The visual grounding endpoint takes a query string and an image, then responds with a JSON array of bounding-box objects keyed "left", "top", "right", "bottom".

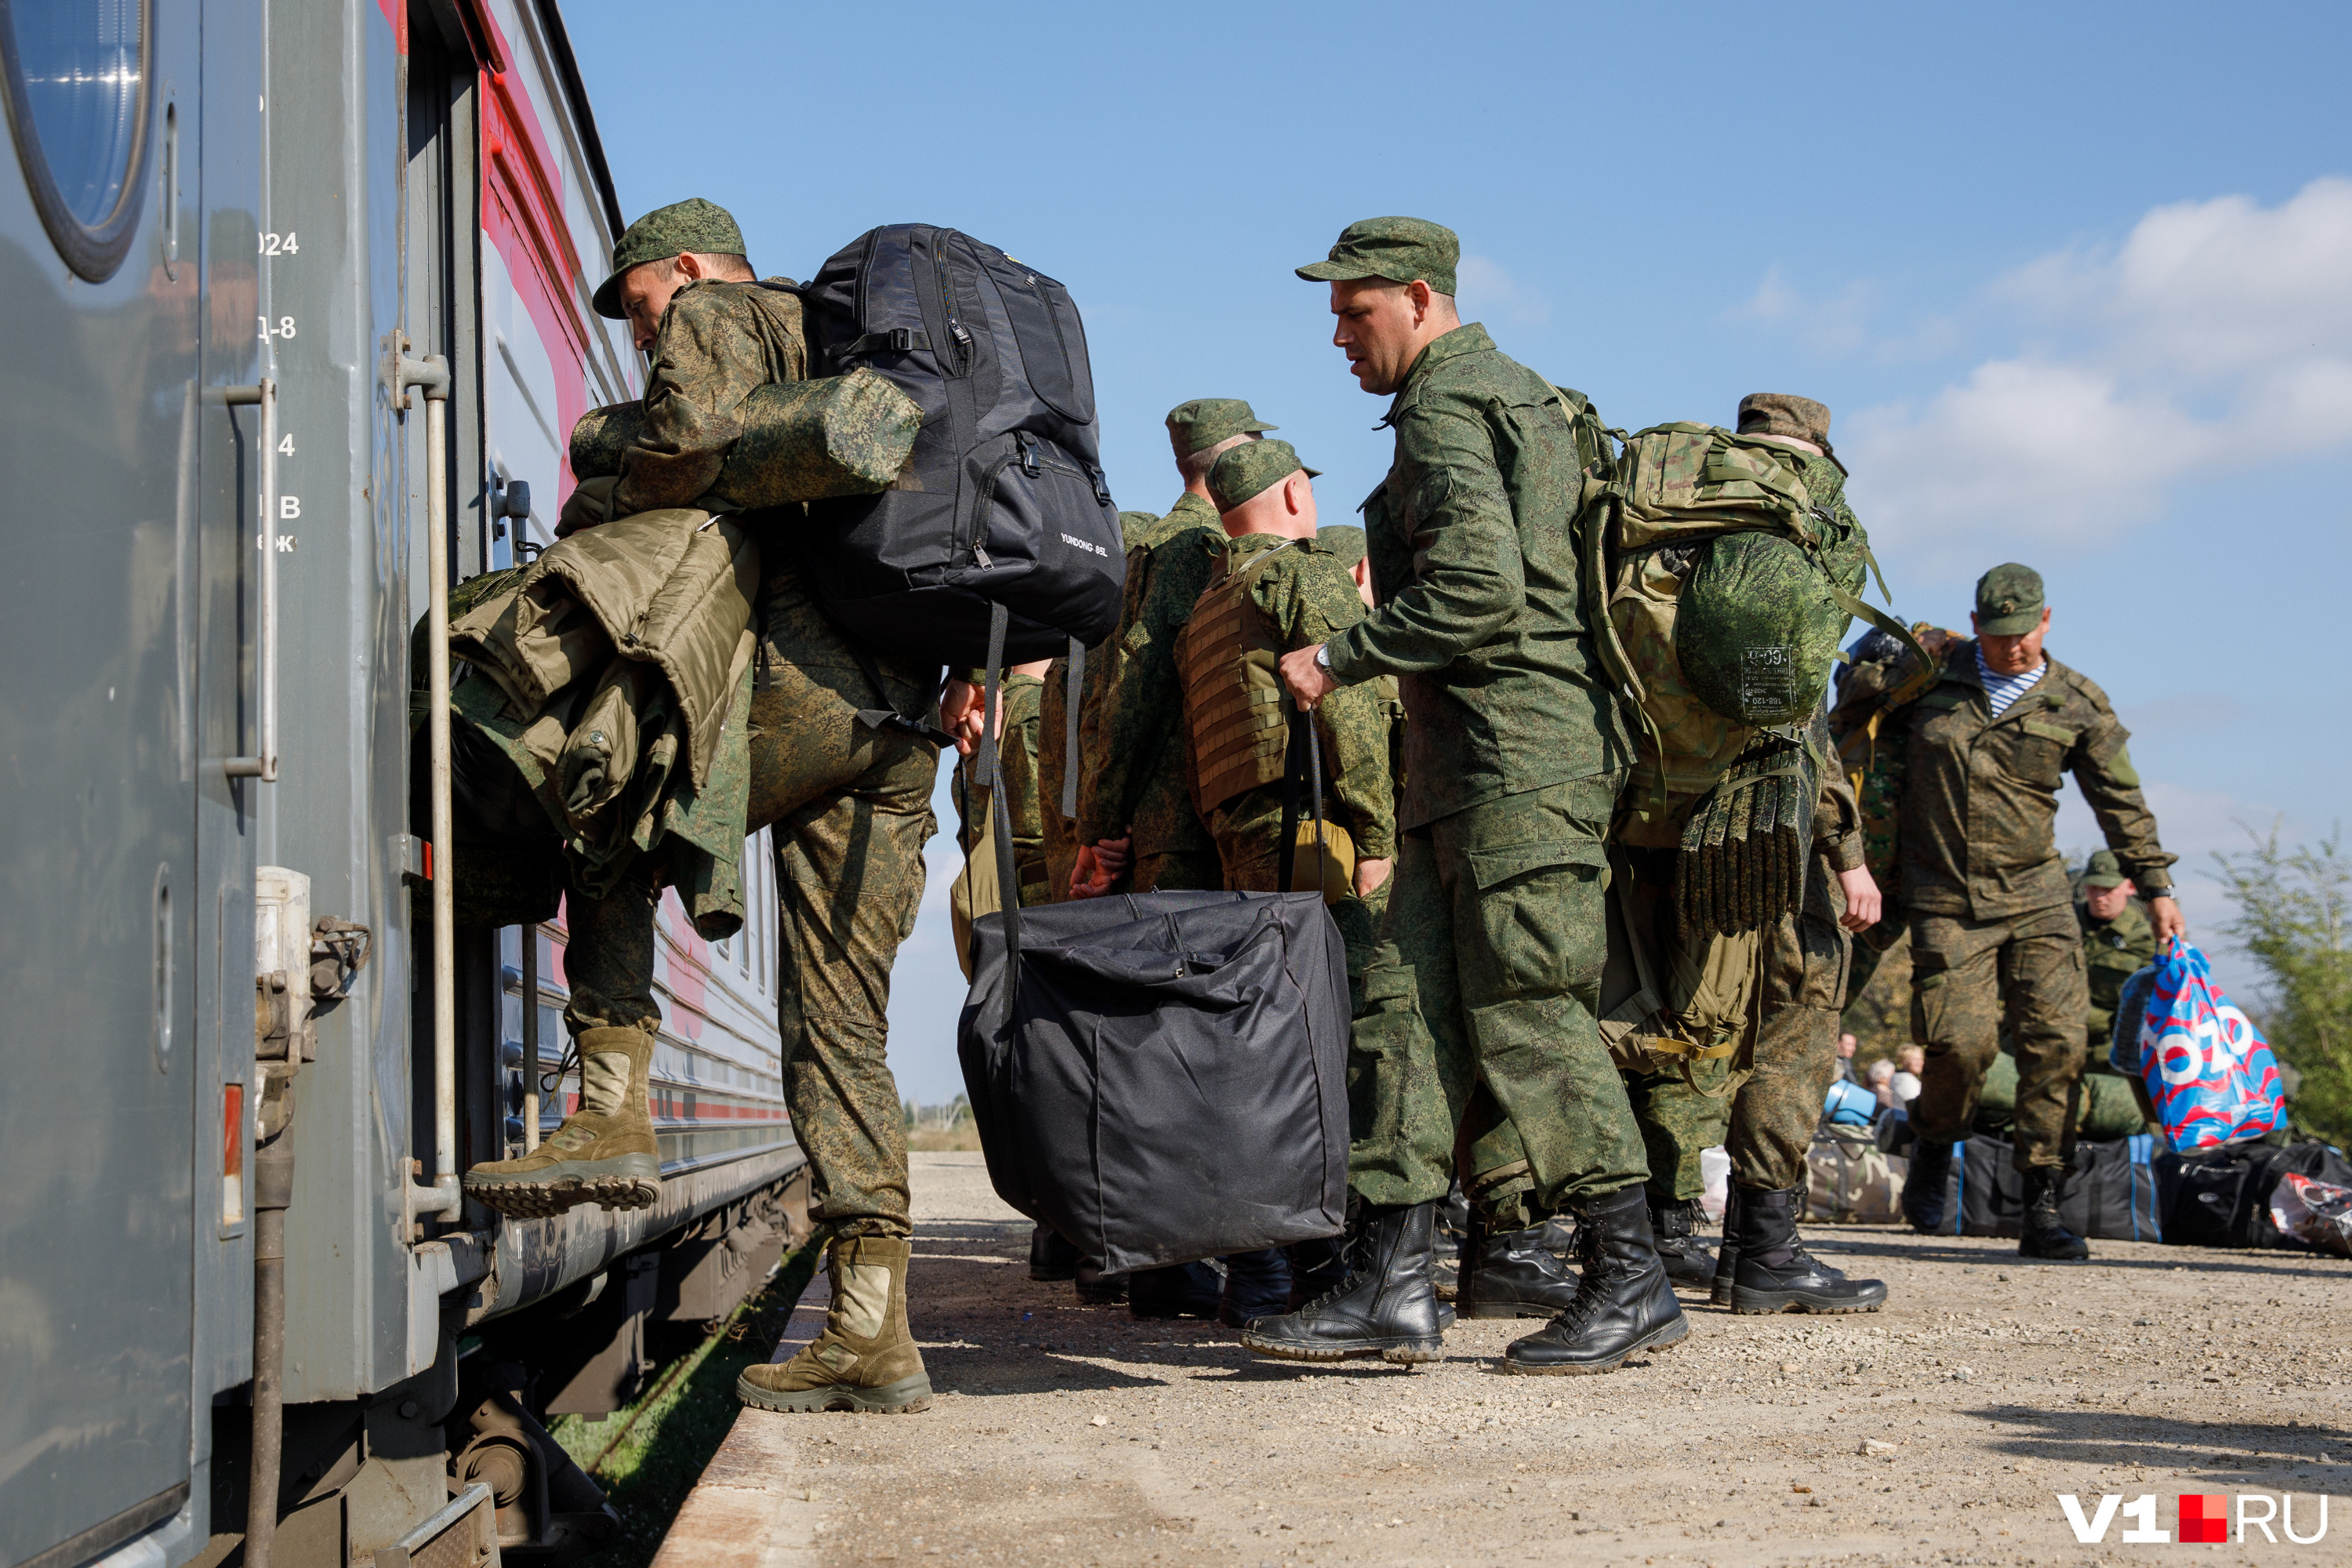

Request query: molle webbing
[{"left": 1178, "top": 542, "right": 1295, "bottom": 815}]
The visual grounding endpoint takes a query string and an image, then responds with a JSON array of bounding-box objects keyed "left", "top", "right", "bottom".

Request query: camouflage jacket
[
  {"left": 1896, "top": 644, "right": 2176, "bottom": 920},
  {"left": 2078, "top": 896, "right": 2158, "bottom": 1047},
  {"left": 1320, "top": 323, "right": 1626, "bottom": 829},
  {"left": 612, "top": 278, "right": 808, "bottom": 517},
  {"left": 1073, "top": 492, "right": 1225, "bottom": 855},
  {"left": 1194, "top": 531, "right": 1397, "bottom": 860}
]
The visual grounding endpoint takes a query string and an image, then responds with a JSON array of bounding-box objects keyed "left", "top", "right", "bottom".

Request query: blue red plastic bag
[{"left": 2135, "top": 941, "right": 2289, "bottom": 1149}]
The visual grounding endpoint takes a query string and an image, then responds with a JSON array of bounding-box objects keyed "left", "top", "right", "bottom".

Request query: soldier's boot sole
[
  {"left": 1237, "top": 1330, "right": 1443, "bottom": 1365},
  {"left": 1729, "top": 1281, "right": 1888, "bottom": 1315},
  {"left": 1497, "top": 1315, "right": 1689, "bottom": 1377},
  {"left": 735, "top": 1369, "right": 933, "bottom": 1415},
  {"left": 464, "top": 1155, "right": 662, "bottom": 1219}
]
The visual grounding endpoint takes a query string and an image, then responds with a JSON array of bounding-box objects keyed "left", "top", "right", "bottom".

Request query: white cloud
[
  {"left": 1457, "top": 255, "right": 1551, "bottom": 328},
  {"left": 1835, "top": 178, "right": 2352, "bottom": 553}
]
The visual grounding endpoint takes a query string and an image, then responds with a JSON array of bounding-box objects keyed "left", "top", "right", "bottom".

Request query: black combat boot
[
  {"left": 1727, "top": 1185, "right": 1889, "bottom": 1313},
  {"left": 2018, "top": 1165, "right": 2091, "bottom": 1261},
  {"left": 1239, "top": 1202, "right": 1443, "bottom": 1363},
  {"left": 1458, "top": 1223, "right": 1584, "bottom": 1319},
  {"left": 1501, "top": 1185, "right": 1688, "bottom": 1375},
  {"left": 1651, "top": 1196, "right": 1717, "bottom": 1290},
  {"left": 1901, "top": 1136, "right": 1954, "bottom": 1234},
  {"left": 1217, "top": 1249, "right": 1292, "bottom": 1329},
  {"left": 1710, "top": 1184, "right": 1741, "bottom": 1308},
  {"left": 1283, "top": 1236, "right": 1346, "bottom": 1311},
  {"left": 1029, "top": 1225, "right": 1079, "bottom": 1282},
  {"left": 1128, "top": 1261, "right": 1222, "bottom": 1319},
  {"left": 1074, "top": 1259, "right": 1130, "bottom": 1308}
]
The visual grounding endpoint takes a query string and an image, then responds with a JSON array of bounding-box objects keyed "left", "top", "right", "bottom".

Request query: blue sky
[{"left": 565, "top": 1, "right": 2352, "bottom": 1102}]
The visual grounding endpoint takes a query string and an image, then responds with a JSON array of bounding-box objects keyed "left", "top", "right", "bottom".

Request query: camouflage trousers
[
  {"left": 1908, "top": 904, "right": 2089, "bottom": 1171},
  {"left": 1348, "top": 773, "right": 1646, "bottom": 1212},
  {"left": 1624, "top": 905, "right": 1852, "bottom": 1202},
  {"left": 562, "top": 570, "right": 939, "bottom": 1240}
]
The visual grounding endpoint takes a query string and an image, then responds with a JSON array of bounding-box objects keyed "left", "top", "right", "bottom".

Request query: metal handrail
[{"left": 223, "top": 379, "right": 278, "bottom": 782}]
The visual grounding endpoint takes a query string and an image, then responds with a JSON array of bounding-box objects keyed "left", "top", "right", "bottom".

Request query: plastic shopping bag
[{"left": 2136, "top": 941, "right": 2289, "bottom": 1150}]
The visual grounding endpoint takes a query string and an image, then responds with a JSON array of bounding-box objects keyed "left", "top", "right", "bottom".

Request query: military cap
[
  {"left": 593, "top": 198, "right": 746, "bottom": 319},
  {"left": 1166, "top": 398, "right": 1276, "bottom": 459},
  {"left": 1975, "top": 563, "right": 2046, "bottom": 635},
  {"left": 2082, "top": 849, "right": 2128, "bottom": 889},
  {"left": 1295, "top": 216, "right": 1459, "bottom": 297},
  {"left": 1318, "top": 524, "right": 1367, "bottom": 569},
  {"left": 1737, "top": 393, "right": 1835, "bottom": 453},
  {"left": 1208, "top": 439, "right": 1320, "bottom": 513}
]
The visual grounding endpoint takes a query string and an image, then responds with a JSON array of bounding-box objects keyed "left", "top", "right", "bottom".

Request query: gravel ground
[{"left": 751, "top": 1152, "right": 2351, "bottom": 1567}]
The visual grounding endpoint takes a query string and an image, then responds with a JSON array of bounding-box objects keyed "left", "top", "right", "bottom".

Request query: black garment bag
[{"left": 957, "top": 630, "right": 1350, "bottom": 1273}]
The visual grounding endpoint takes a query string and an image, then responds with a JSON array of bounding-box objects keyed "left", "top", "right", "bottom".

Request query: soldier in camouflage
[
  {"left": 1066, "top": 399, "right": 1272, "bottom": 899},
  {"left": 1895, "top": 563, "right": 2183, "bottom": 1262},
  {"left": 465, "top": 199, "right": 940, "bottom": 1414},
  {"left": 1619, "top": 395, "right": 1891, "bottom": 1316},
  {"left": 2078, "top": 849, "right": 2158, "bottom": 1072},
  {"left": 951, "top": 662, "right": 1052, "bottom": 909},
  {"left": 1250, "top": 218, "right": 1680, "bottom": 1377}
]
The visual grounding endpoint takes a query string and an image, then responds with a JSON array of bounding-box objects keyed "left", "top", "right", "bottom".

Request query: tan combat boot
[
  {"left": 464, "top": 1026, "right": 662, "bottom": 1218},
  {"left": 738, "top": 1235, "right": 932, "bottom": 1414}
]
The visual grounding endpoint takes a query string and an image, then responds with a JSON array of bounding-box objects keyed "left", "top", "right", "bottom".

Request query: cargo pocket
[
  {"left": 1461, "top": 843, "right": 1606, "bottom": 1003},
  {"left": 1911, "top": 967, "right": 1952, "bottom": 1051}
]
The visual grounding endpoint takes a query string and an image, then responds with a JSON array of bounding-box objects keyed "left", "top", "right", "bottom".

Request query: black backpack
[{"left": 793, "top": 224, "right": 1126, "bottom": 668}]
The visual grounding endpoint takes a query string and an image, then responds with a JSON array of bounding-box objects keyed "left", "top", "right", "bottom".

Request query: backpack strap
[
  {"left": 977, "top": 602, "right": 1024, "bottom": 982},
  {"left": 1274, "top": 691, "right": 1328, "bottom": 898},
  {"left": 848, "top": 644, "right": 956, "bottom": 748},
  {"left": 1060, "top": 637, "right": 1082, "bottom": 821}
]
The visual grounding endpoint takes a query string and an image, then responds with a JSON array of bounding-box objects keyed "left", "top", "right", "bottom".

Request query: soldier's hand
[
  {"left": 2150, "top": 894, "right": 2187, "bottom": 945},
  {"left": 1092, "top": 836, "right": 1133, "bottom": 878},
  {"left": 1837, "top": 865, "right": 1884, "bottom": 932},
  {"left": 1069, "top": 844, "right": 1117, "bottom": 900},
  {"left": 938, "top": 679, "right": 987, "bottom": 756},
  {"left": 1354, "top": 857, "right": 1392, "bottom": 898},
  {"left": 1279, "top": 645, "right": 1339, "bottom": 710}
]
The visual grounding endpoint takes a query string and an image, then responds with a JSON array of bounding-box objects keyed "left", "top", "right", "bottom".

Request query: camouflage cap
[
  {"left": 1317, "top": 524, "right": 1367, "bottom": 570},
  {"left": 1975, "top": 562, "right": 2046, "bottom": 635},
  {"left": 1737, "top": 393, "right": 1834, "bottom": 453},
  {"left": 1208, "top": 439, "right": 1320, "bottom": 513},
  {"left": 1166, "top": 397, "right": 1276, "bottom": 458},
  {"left": 2082, "top": 849, "right": 2128, "bottom": 889},
  {"left": 1295, "top": 216, "right": 1458, "bottom": 296},
  {"left": 593, "top": 198, "right": 746, "bottom": 319}
]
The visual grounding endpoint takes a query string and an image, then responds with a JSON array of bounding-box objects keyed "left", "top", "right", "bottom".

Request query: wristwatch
[
  {"left": 2146, "top": 889, "right": 2176, "bottom": 902},
  {"left": 1314, "top": 645, "right": 1332, "bottom": 672}
]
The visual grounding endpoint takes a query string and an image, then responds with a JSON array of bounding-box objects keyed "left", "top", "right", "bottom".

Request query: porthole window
[{"left": 0, "top": 0, "right": 153, "bottom": 281}]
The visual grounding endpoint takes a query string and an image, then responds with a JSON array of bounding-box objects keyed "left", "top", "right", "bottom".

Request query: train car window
[{"left": 0, "top": 0, "right": 152, "bottom": 281}]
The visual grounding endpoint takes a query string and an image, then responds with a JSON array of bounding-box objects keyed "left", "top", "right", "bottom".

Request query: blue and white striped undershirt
[{"left": 1976, "top": 645, "right": 2047, "bottom": 717}]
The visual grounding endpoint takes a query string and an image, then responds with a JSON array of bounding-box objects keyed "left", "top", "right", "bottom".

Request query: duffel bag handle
[{"left": 1276, "top": 693, "right": 1328, "bottom": 898}]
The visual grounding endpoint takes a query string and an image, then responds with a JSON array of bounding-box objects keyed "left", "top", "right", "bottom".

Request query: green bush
[{"left": 2212, "top": 824, "right": 2352, "bottom": 1145}]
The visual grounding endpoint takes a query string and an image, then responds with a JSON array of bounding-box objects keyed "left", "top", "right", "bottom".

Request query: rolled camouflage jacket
[
  {"left": 612, "top": 279, "right": 808, "bottom": 517},
  {"left": 1896, "top": 644, "right": 2176, "bottom": 920},
  {"left": 1073, "top": 492, "right": 1225, "bottom": 856},
  {"left": 1319, "top": 323, "right": 1626, "bottom": 829}
]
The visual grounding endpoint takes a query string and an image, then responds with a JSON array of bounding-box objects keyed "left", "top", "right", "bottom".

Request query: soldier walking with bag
[{"left": 1895, "top": 564, "right": 2183, "bottom": 1261}]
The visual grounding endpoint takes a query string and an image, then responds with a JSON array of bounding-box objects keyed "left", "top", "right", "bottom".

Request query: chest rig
[{"left": 1178, "top": 539, "right": 1298, "bottom": 816}]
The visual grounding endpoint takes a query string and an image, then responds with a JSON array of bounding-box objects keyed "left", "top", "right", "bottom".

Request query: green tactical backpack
[{"left": 1566, "top": 418, "right": 1921, "bottom": 937}]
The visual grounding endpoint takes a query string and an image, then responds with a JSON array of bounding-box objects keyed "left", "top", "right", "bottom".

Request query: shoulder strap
[{"left": 1274, "top": 691, "right": 1327, "bottom": 898}]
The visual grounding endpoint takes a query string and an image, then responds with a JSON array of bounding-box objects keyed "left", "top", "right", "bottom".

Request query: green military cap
[
  {"left": 1295, "top": 216, "right": 1459, "bottom": 297},
  {"left": 593, "top": 197, "right": 746, "bottom": 319},
  {"left": 1208, "top": 438, "right": 1320, "bottom": 512},
  {"left": 1166, "top": 397, "right": 1276, "bottom": 458},
  {"left": 2082, "top": 849, "right": 2128, "bottom": 889},
  {"left": 1317, "top": 524, "right": 1367, "bottom": 569},
  {"left": 1975, "top": 562, "right": 2046, "bottom": 635},
  {"left": 1737, "top": 392, "right": 1835, "bottom": 453}
]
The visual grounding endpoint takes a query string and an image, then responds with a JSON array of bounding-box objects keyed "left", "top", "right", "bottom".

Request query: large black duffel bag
[
  {"left": 1933, "top": 1132, "right": 2164, "bottom": 1241},
  {"left": 956, "top": 686, "right": 1350, "bottom": 1273},
  {"left": 2154, "top": 1138, "right": 2352, "bottom": 1249}
]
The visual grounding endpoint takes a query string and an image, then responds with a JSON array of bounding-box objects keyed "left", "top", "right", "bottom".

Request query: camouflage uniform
[
  {"left": 953, "top": 672, "right": 1047, "bottom": 906},
  {"left": 1318, "top": 322, "right": 1641, "bottom": 1214},
  {"left": 1188, "top": 528, "right": 1396, "bottom": 971},
  {"left": 567, "top": 263, "right": 940, "bottom": 1240},
  {"left": 2077, "top": 850, "right": 2158, "bottom": 1071},
  {"left": 1624, "top": 763, "right": 1865, "bottom": 1199},
  {"left": 1900, "top": 601, "right": 2176, "bottom": 1172},
  {"left": 1036, "top": 507, "right": 1184, "bottom": 898}
]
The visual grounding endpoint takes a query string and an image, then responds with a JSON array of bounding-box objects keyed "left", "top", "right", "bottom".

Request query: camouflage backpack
[{"left": 1570, "top": 418, "right": 1921, "bottom": 937}]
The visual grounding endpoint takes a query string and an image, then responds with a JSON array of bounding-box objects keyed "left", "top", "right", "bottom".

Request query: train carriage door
[{"left": 0, "top": 0, "right": 261, "bottom": 1559}]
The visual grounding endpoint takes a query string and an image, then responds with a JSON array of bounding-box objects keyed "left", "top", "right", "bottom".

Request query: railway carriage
[{"left": 0, "top": 3, "right": 805, "bottom": 1564}]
